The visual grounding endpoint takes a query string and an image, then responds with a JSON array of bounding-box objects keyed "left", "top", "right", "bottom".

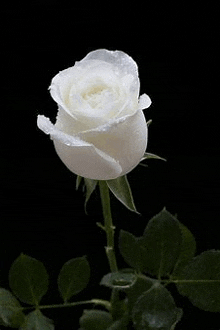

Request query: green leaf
[
  {"left": 9, "top": 254, "right": 49, "bottom": 305},
  {"left": 100, "top": 269, "right": 137, "bottom": 289},
  {"left": 119, "top": 209, "right": 183, "bottom": 277},
  {"left": 172, "top": 222, "right": 196, "bottom": 278},
  {"left": 58, "top": 256, "right": 90, "bottom": 302},
  {"left": 79, "top": 309, "right": 113, "bottom": 330},
  {"left": 132, "top": 283, "right": 183, "bottom": 330},
  {"left": 125, "top": 275, "right": 156, "bottom": 313},
  {"left": 84, "top": 178, "right": 98, "bottom": 213},
  {"left": 118, "top": 230, "right": 145, "bottom": 272},
  {"left": 106, "top": 175, "right": 139, "bottom": 213},
  {"left": 106, "top": 313, "right": 129, "bottom": 330},
  {"left": 20, "top": 309, "right": 54, "bottom": 330},
  {"left": 0, "top": 288, "right": 25, "bottom": 328},
  {"left": 176, "top": 250, "right": 220, "bottom": 312},
  {"left": 140, "top": 208, "right": 182, "bottom": 278}
]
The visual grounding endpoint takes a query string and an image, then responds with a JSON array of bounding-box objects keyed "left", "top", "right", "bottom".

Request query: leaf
[
  {"left": 84, "top": 178, "right": 98, "bottom": 213},
  {"left": 119, "top": 209, "right": 183, "bottom": 277},
  {"left": 118, "top": 230, "right": 145, "bottom": 272},
  {"left": 140, "top": 208, "right": 182, "bottom": 278},
  {"left": 106, "top": 313, "right": 129, "bottom": 330},
  {"left": 0, "top": 288, "right": 25, "bottom": 328},
  {"left": 172, "top": 222, "right": 196, "bottom": 278},
  {"left": 100, "top": 269, "right": 137, "bottom": 289},
  {"left": 132, "top": 283, "right": 183, "bottom": 330},
  {"left": 58, "top": 256, "right": 90, "bottom": 302},
  {"left": 20, "top": 309, "right": 54, "bottom": 330},
  {"left": 79, "top": 309, "right": 113, "bottom": 330},
  {"left": 106, "top": 175, "right": 139, "bottom": 213},
  {"left": 9, "top": 254, "right": 49, "bottom": 305},
  {"left": 176, "top": 250, "right": 220, "bottom": 312},
  {"left": 125, "top": 275, "right": 156, "bottom": 313}
]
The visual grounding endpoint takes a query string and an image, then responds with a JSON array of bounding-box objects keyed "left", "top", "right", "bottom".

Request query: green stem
[
  {"left": 99, "top": 180, "right": 118, "bottom": 273},
  {"left": 21, "top": 299, "right": 111, "bottom": 311}
]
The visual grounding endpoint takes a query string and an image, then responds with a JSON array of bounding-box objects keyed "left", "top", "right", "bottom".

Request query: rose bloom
[{"left": 37, "top": 49, "right": 151, "bottom": 180}]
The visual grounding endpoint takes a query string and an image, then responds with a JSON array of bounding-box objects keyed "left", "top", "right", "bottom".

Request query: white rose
[{"left": 37, "top": 49, "right": 151, "bottom": 180}]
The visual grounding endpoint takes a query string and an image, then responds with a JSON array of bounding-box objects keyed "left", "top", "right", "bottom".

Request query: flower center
[{"left": 82, "top": 85, "right": 114, "bottom": 109}]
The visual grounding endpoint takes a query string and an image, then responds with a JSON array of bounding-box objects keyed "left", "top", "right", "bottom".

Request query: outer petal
[
  {"left": 139, "top": 93, "right": 152, "bottom": 110},
  {"left": 54, "top": 92, "right": 151, "bottom": 137},
  {"left": 37, "top": 115, "right": 122, "bottom": 180},
  {"left": 49, "top": 66, "right": 82, "bottom": 119},
  {"left": 77, "top": 109, "right": 148, "bottom": 177}
]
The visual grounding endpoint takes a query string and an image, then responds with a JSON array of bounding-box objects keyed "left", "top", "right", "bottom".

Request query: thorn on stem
[{"left": 96, "top": 222, "right": 106, "bottom": 231}]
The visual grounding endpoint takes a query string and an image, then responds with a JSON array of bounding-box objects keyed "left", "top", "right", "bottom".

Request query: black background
[{"left": 1, "top": 2, "right": 219, "bottom": 329}]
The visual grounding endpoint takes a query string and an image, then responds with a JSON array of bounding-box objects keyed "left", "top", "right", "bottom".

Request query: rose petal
[
  {"left": 81, "top": 49, "right": 139, "bottom": 93},
  {"left": 37, "top": 115, "right": 123, "bottom": 180},
  {"left": 49, "top": 50, "right": 143, "bottom": 128},
  {"left": 38, "top": 50, "right": 151, "bottom": 180},
  {"left": 82, "top": 49, "right": 138, "bottom": 81},
  {"left": 139, "top": 93, "right": 152, "bottom": 110},
  {"left": 49, "top": 66, "right": 81, "bottom": 119},
  {"left": 53, "top": 140, "right": 122, "bottom": 180},
  {"left": 77, "top": 110, "right": 148, "bottom": 177},
  {"left": 37, "top": 115, "right": 88, "bottom": 146}
]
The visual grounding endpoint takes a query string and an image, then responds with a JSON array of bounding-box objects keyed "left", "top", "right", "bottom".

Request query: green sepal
[
  {"left": 9, "top": 253, "right": 49, "bottom": 305},
  {"left": 132, "top": 283, "right": 183, "bottom": 330},
  {"left": 76, "top": 175, "right": 138, "bottom": 214},
  {"left": 0, "top": 288, "right": 25, "bottom": 328},
  {"left": 84, "top": 178, "right": 98, "bottom": 213},
  {"left": 176, "top": 250, "right": 220, "bottom": 312},
  {"left": 106, "top": 175, "right": 139, "bottom": 213},
  {"left": 20, "top": 309, "right": 54, "bottom": 330},
  {"left": 76, "top": 175, "right": 83, "bottom": 190},
  {"left": 58, "top": 256, "right": 90, "bottom": 302},
  {"left": 75, "top": 176, "right": 98, "bottom": 213},
  {"left": 140, "top": 152, "right": 166, "bottom": 163},
  {"left": 79, "top": 309, "right": 113, "bottom": 330}
]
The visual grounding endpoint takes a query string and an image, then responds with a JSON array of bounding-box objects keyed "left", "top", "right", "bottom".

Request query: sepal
[
  {"left": 76, "top": 175, "right": 139, "bottom": 214},
  {"left": 75, "top": 176, "right": 98, "bottom": 213},
  {"left": 84, "top": 178, "right": 98, "bottom": 213},
  {"left": 106, "top": 175, "right": 139, "bottom": 213},
  {"left": 141, "top": 152, "right": 166, "bottom": 163}
]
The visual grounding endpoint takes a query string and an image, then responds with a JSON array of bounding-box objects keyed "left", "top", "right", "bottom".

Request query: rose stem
[{"left": 99, "top": 180, "right": 118, "bottom": 273}]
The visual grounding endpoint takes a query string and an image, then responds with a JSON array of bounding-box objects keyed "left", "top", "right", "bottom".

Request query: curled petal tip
[{"left": 139, "top": 94, "right": 152, "bottom": 110}]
